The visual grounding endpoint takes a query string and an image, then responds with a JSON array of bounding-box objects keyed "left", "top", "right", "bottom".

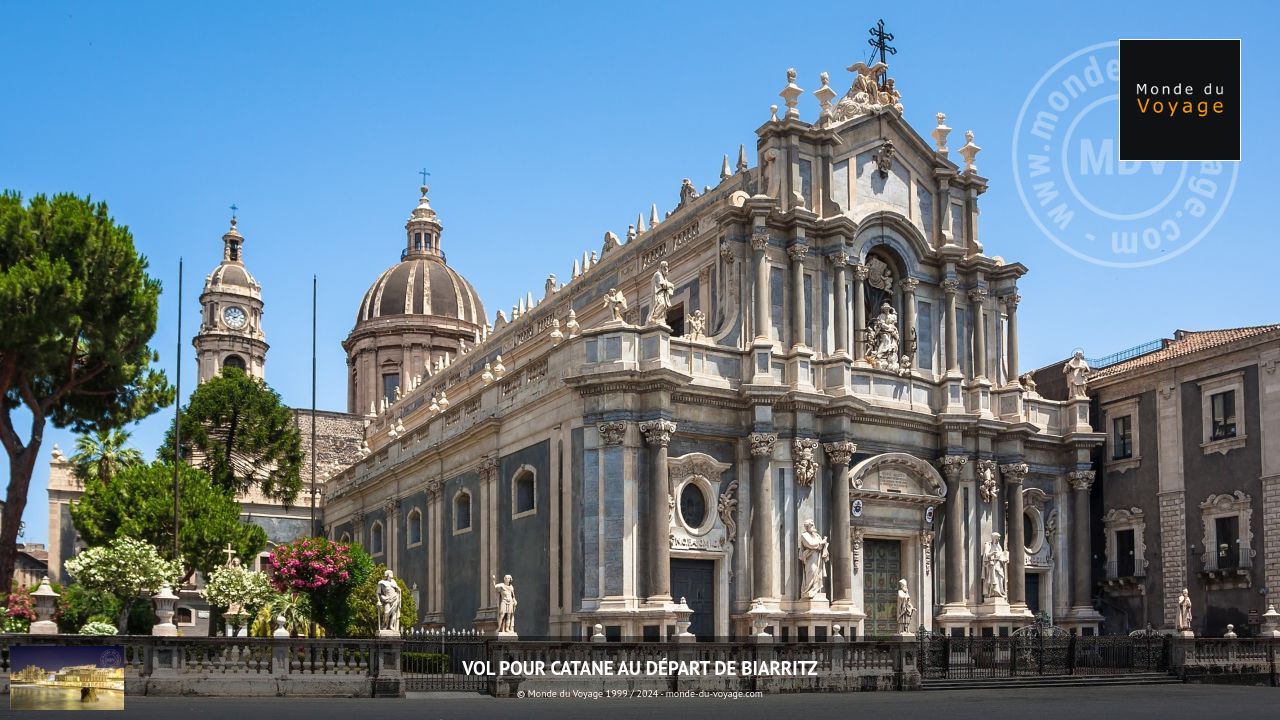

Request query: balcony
[
  {"left": 1200, "top": 545, "right": 1253, "bottom": 589},
  {"left": 1101, "top": 559, "right": 1146, "bottom": 596}
]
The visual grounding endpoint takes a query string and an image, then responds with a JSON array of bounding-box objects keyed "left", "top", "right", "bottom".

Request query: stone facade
[{"left": 323, "top": 62, "right": 1102, "bottom": 640}]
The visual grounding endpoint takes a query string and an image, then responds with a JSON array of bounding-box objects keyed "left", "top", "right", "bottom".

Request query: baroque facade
[{"left": 323, "top": 61, "right": 1105, "bottom": 640}]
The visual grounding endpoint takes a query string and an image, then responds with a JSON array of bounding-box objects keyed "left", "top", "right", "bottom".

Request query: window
[
  {"left": 382, "top": 373, "right": 400, "bottom": 405},
  {"left": 407, "top": 508, "right": 422, "bottom": 547},
  {"left": 414, "top": 232, "right": 423, "bottom": 250},
  {"left": 1215, "top": 516, "right": 1240, "bottom": 568},
  {"left": 512, "top": 467, "right": 536, "bottom": 518},
  {"left": 1210, "top": 390, "right": 1236, "bottom": 440},
  {"left": 175, "top": 607, "right": 194, "bottom": 625},
  {"left": 339, "top": 532, "right": 351, "bottom": 544},
  {"left": 454, "top": 491, "right": 472, "bottom": 534},
  {"left": 666, "top": 304, "right": 685, "bottom": 337},
  {"left": 223, "top": 355, "right": 246, "bottom": 372},
  {"left": 1115, "top": 529, "right": 1136, "bottom": 577},
  {"left": 1198, "top": 491, "right": 1254, "bottom": 572},
  {"left": 1112, "top": 415, "right": 1133, "bottom": 459},
  {"left": 370, "top": 521, "right": 384, "bottom": 556},
  {"left": 679, "top": 482, "right": 708, "bottom": 529},
  {"left": 1102, "top": 507, "right": 1147, "bottom": 580}
]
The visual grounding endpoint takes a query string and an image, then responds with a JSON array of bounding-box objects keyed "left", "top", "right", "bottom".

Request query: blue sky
[{"left": 3, "top": 1, "right": 1274, "bottom": 544}]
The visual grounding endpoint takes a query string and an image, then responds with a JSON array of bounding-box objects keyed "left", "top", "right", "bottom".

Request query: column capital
[
  {"left": 425, "top": 477, "right": 443, "bottom": 499},
  {"left": 1000, "top": 462, "right": 1029, "bottom": 484},
  {"left": 1002, "top": 292, "right": 1022, "bottom": 311},
  {"left": 967, "top": 287, "right": 988, "bottom": 303},
  {"left": 719, "top": 238, "right": 735, "bottom": 264},
  {"left": 899, "top": 277, "right": 920, "bottom": 293},
  {"left": 1068, "top": 470, "right": 1095, "bottom": 491},
  {"left": 828, "top": 250, "right": 850, "bottom": 267},
  {"left": 851, "top": 264, "right": 869, "bottom": 282},
  {"left": 941, "top": 278, "right": 960, "bottom": 295},
  {"left": 937, "top": 454, "right": 968, "bottom": 481},
  {"left": 823, "top": 440, "right": 858, "bottom": 465},
  {"left": 749, "top": 432, "right": 778, "bottom": 457},
  {"left": 786, "top": 243, "right": 809, "bottom": 261},
  {"left": 793, "top": 437, "right": 819, "bottom": 486},
  {"left": 638, "top": 419, "right": 677, "bottom": 447},
  {"left": 384, "top": 496, "right": 402, "bottom": 516},
  {"left": 352, "top": 509, "right": 367, "bottom": 529},
  {"left": 597, "top": 421, "right": 628, "bottom": 447},
  {"left": 751, "top": 228, "right": 770, "bottom": 252},
  {"left": 479, "top": 456, "right": 498, "bottom": 483}
]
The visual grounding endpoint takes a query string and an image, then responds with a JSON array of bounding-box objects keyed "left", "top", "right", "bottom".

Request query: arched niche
[{"left": 848, "top": 452, "right": 947, "bottom": 498}]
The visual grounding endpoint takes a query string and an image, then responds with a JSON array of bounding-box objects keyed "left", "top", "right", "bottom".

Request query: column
[
  {"left": 939, "top": 456, "right": 968, "bottom": 604},
  {"left": 749, "top": 432, "right": 778, "bottom": 601},
  {"left": 824, "top": 441, "right": 857, "bottom": 604},
  {"left": 943, "top": 279, "right": 960, "bottom": 374},
  {"left": 478, "top": 457, "right": 498, "bottom": 614},
  {"left": 939, "top": 177, "right": 954, "bottom": 244},
  {"left": 787, "top": 242, "right": 808, "bottom": 349},
  {"left": 1004, "top": 293, "right": 1021, "bottom": 384},
  {"left": 753, "top": 228, "right": 770, "bottom": 340},
  {"left": 969, "top": 288, "right": 988, "bottom": 380},
  {"left": 852, "top": 264, "right": 868, "bottom": 358},
  {"left": 384, "top": 497, "right": 400, "bottom": 573},
  {"left": 830, "top": 252, "right": 849, "bottom": 356},
  {"left": 1001, "top": 463, "right": 1029, "bottom": 605},
  {"left": 900, "top": 278, "right": 919, "bottom": 369},
  {"left": 1069, "top": 471, "right": 1095, "bottom": 607},
  {"left": 639, "top": 419, "right": 676, "bottom": 603}
]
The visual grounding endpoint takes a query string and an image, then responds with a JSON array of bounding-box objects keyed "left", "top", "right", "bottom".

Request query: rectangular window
[
  {"left": 1112, "top": 415, "right": 1133, "bottom": 459},
  {"left": 1210, "top": 390, "right": 1236, "bottom": 440},
  {"left": 382, "top": 373, "right": 400, "bottom": 405},
  {"left": 1115, "top": 529, "right": 1136, "bottom": 577},
  {"left": 917, "top": 300, "right": 933, "bottom": 370},
  {"left": 1215, "top": 515, "right": 1239, "bottom": 568}
]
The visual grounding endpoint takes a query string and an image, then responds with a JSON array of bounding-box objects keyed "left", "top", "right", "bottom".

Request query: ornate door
[
  {"left": 863, "top": 539, "right": 902, "bottom": 637},
  {"left": 671, "top": 558, "right": 715, "bottom": 640}
]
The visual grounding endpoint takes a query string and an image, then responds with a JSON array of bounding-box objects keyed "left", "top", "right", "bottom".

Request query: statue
[
  {"left": 687, "top": 309, "right": 706, "bottom": 341},
  {"left": 977, "top": 460, "right": 999, "bottom": 504},
  {"left": 1177, "top": 588, "right": 1194, "bottom": 633},
  {"left": 982, "top": 532, "right": 1009, "bottom": 599},
  {"left": 647, "top": 261, "right": 675, "bottom": 326},
  {"left": 896, "top": 579, "right": 915, "bottom": 633},
  {"left": 797, "top": 519, "right": 830, "bottom": 600},
  {"left": 376, "top": 569, "right": 402, "bottom": 635},
  {"left": 865, "top": 302, "right": 901, "bottom": 372},
  {"left": 830, "top": 61, "right": 892, "bottom": 123},
  {"left": 1019, "top": 371, "right": 1039, "bottom": 396},
  {"left": 1064, "top": 350, "right": 1091, "bottom": 399},
  {"left": 603, "top": 288, "right": 629, "bottom": 323},
  {"left": 492, "top": 574, "right": 518, "bottom": 635}
]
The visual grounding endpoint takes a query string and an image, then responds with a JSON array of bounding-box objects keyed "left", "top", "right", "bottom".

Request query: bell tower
[{"left": 193, "top": 214, "right": 269, "bottom": 383}]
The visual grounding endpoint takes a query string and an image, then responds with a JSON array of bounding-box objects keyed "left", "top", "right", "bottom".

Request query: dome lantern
[{"left": 405, "top": 185, "right": 443, "bottom": 260}]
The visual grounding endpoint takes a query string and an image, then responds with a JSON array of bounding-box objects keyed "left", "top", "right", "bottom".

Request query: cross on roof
[
  {"left": 229, "top": 203, "right": 238, "bottom": 220},
  {"left": 418, "top": 168, "right": 431, "bottom": 185},
  {"left": 867, "top": 19, "right": 897, "bottom": 66}
]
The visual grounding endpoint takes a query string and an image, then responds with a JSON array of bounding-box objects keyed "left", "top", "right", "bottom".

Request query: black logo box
[{"left": 1119, "top": 39, "right": 1240, "bottom": 162}]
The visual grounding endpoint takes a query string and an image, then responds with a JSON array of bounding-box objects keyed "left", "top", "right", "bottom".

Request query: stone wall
[
  {"left": 1264, "top": 477, "right": 1280, "bottom": 611},
  {"left": 1159, "top": 491, "right": 1187, "bottom": 627},
  {"left": 292, "top": 409, "right": 364, "bottom": 484}
]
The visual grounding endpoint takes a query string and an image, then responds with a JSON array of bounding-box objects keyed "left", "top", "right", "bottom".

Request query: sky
[{"left": 2, "top": 1, "right": 1274, "bottom": 544}]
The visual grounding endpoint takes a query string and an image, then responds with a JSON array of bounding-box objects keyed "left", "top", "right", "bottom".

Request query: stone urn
[
  {"left": 151, "top": 582, "right": 179, "bottom": 637},
  {"left": 29, "top": 576, "right": 60, "bottom": 635}
]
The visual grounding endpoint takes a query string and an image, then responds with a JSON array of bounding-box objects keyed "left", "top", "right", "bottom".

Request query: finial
[
  {"left": 779, "top": 69, "right": 803, "bottom": 120},
  {"left": 720, "top": 154, "right": 731, "bottom": 181},
  {"left": 636, "top": 212, "right": 646, "bottom": 233},
  {"left": 736, "top": 144, "right": 749, "bottom": 174},
  {"left": 650, "top": 203, "right": 660, "bottom": 227},
  {"left": 627, "top": 224, "right": 637, "bottom": 242},
  {"left": 932, "top": 113, "right": 952, "bottom": 158},
  {"left": 960, "top": 130, "right": 981, "bottom": 174},
  {"left": 814, "top": 72, "right": 836, "bottom": 125},
  {"left": 770, "top": 104, "right": 779, "bottom": 122},
  {"left": 229, "top": 203, "right": 238, "bottom": 224},
  {"left": 419, "top": 168, "right": 431, "bottom": 186}
]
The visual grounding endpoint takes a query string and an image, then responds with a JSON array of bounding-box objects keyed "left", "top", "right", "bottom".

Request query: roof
[
  {"left": 1089, "top": 324, "right": 1280, "bottom": 382},
  {"left": 355, "top": 256, "right": 485, "bottom": 327}
]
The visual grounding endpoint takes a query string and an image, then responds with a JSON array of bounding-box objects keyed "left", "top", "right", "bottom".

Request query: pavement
[{"left": 11, "top": 684, "right": 1275, "bottom": 720}]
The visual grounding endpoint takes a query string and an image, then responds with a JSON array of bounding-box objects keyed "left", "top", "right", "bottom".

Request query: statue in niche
[
  {"left": 896, "top": 579, "right": 915, "bottom": 633},
  {"left": 492, "top": 574, "right": 518, "bottom": 635},
  {"left": 603, "top": 288, "right": 629, "bottom": 324},
  {"left": 797, "top": 519, "right": 830, "bottom": 600},
  {"left": 1064, "top": 350, "right": 1091, "bottom": 399},
  {"left": 1177, "top": 588, "right": 1194, "bottom": 633},
  {"left": 647, "top": 261, "right": 675, "bottom": 326},
  {"left": 376, "top": 569, "right": 402, "bottom": 635},
  {"left": 982, "top": 532, "right": 1009, "bottom": 599},
  {"left": 865, "top": 302, "right": 901, "bottom": 372}
]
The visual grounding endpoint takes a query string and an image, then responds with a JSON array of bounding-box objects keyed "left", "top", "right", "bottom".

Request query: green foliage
[
  {"left": 70, "top": 461, "right": 266, "bottom": 580},
  {"left": 1, "top": 612, "right": 29, "bottom": 633},
  {"left": 268, "top": 538, "right": 372, "bottom": 636},
  {"left": 0, "top": 190, "right": 173, "bottom": 590},
  {"left": 402, "top": 652, "right": 450, "bottom": 673},
  {"left": 200, "top": 563, "right": 273, "bottom": 615},
  {"left": 346, "top": 565, "right": 416, "bottom": 638},
  {"left": 57, "top": 583, "right": 122, "bottom": 633},
  {"left": 249, "top": 592, "right": 324, "bottom": 637},
  {"left": 64, "top": 537, "right": 181, "bottom": 629},
  {"left": 70, "top": 427, "right": 143, "bottom": 484},
  {"left": 160, "top": 367, "right": 303, "bottom": 504},
  {"left": 78, "top": 620, "right": 119, "bottom": 635}
]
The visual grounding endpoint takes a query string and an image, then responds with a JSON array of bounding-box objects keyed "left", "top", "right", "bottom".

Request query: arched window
[
  {"left": 370, "top": 521, "right": 385, "bottom": 556},
  {"left": 454, "top": 491, "right": 472, "bottom": 534},
  {"left": 175, "top": 607, "right": 194, "bottom": 625},
  {"left": 223, "top": 354, "right": 246, "bottom": 372},
  {"left": 407, "top": 508, "right": 422, "bottom": 546},
  {"left": 339, "top": 532, "right": 351, "bottom": 544},
  {"left": 512, "top": 466, "right": 536, "bottom": 518}
]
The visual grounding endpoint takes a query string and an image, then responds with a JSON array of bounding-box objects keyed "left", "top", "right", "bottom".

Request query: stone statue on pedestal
[
  {"left": 896, "top": 579, "right": 915, "bottom": 633},
  {"left": 493, "top": 574, "right": 518, "bottom": 635},
  {"left": 797, "top": 519, "right": 830, "bottom": 599},
  {"left": 376, "top": 569, "right": 402, "bottom": 635},
  {"left": 982, "top": 532, "right": 1009, "bottom": 599},
  {"left": 1065, "top": 350, "right": 1091, "bottom": 399},
  {"left": 1177, "top": 588, "right": 1194, "bottom": 633},
  {"left": 603, "top": 288, "right": 628, "bottom": 324},
  {"left": 865, "top": 302, "right": 901, "bottom": 372},
  {"left": 647, "top": 261, "right": 675, "bottom": 326}
]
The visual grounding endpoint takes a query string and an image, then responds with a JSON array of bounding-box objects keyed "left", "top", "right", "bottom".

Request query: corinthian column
[
  {"left": 753, "top": 228, "right": 770, "bottom": 341},
  {"left": 943, "top": 279, "right": 960, "bottom": 374},
  {"left": 852, "top": 264, "right": 868, "bottom": 359},
  {"left": 1069, "top": 470, "right": 1095, "bottom": 608},
  {"left": 938, "top": 455, "right": 968, "bottom": 604},
  {"left": 1004, "top": 293, "right": 1021, "bottom": 384},
  {"left": 1000, "top": 463, "right": 1029, "bottom": 605},
  {"left": 787, "top": 243, "right": 808, "bottom": 349},
  {"left": 749, "top": 432, "right": 778, "bottom": 602},
  {"left": 639, "top": 419, "right": 677, "bottom": 603},
  {"left": 824, "top": 441, "right": 857, "bottom": 604},
  {"left": 900, "top": 278, "right": 919, "bottom": 370},
  {"left": 969, "top": 288, "right": 988, "bottom": 380},
  {"left": 830, "top": 252, "right": 849, "bottom": 356}
]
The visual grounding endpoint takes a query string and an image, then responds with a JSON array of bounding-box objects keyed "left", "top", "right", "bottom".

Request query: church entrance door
[
  {"left": 671, "top": 558, "right": 715, "bottom": 640},
  {"left": 863, "top": 539, "right": 902, "bottom": 637}
]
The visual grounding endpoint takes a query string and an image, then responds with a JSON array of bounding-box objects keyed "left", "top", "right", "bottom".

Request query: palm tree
[{"left": 70, "top": 428, "right": 143, "bottom": 484}]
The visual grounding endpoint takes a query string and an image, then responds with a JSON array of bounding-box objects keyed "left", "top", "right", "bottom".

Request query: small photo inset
[{"left": 9, "top": 645, "right": 125, "bottom": 711}]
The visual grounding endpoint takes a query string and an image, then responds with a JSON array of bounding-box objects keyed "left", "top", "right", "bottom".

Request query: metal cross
[
  {"left": 229, "top": 203, "right": 238, "bottom": 220},
  {"left": 418, "top": 168, "right": 431, "bottom": 185},
  {"left": 223, "top": 543, "right": 237, "bottom": 565},
  {"left": 867, "top": 19, "right": 897, "bottom": 66}
]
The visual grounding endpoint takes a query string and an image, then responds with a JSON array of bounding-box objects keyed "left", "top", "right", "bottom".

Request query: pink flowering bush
[{"left": 268, "top": 537, "right": 372, "bottom": 635}]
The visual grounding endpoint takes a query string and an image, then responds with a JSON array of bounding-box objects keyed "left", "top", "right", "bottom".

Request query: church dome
[
  {"left": 209, "top": 262, "right": 258, "bottom": 289},
  {"left": 356, "top": 256, "right": 484, "bottom": 325}
]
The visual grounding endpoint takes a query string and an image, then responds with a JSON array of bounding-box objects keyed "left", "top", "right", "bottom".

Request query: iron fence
[
  {"left": 916, "top": 631, "right": 1172, "bottom": 679},
  {"left": 401, "top": 628, "right": 488, "bottom": 692}
]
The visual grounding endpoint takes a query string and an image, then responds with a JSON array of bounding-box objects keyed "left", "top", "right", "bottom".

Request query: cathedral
[{"left": 321, "top": 61, "right": 1105, "bottom": 640}]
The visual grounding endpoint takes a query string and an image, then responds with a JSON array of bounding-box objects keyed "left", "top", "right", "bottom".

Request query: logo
[
  {"left": 1012, "top": 42, "right": 1238, "bottom": 268},
  {"left": 100, "top": 648, "right": 123, "bottom": 668},
  {"left": 851, "top": 499, "right": 863, "bottom": 518}
]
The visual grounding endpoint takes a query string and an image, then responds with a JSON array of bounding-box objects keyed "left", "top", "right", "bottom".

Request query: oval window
[{"left": 680, "top": 483, "right": 708, "bottom": 529}]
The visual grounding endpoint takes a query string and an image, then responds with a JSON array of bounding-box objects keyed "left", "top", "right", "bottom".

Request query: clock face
[{"left": 223, "top": 306, "right": 247, "bottom": 329}]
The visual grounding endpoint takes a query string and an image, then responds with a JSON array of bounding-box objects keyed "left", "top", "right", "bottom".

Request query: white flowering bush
[
  {"left": 201, "top": 563, "right": 274, "bottom": 616},
  {"left": 65, "top": 537, "right": 182, "bottom": 630},
  {"left": 79, "top": 621, "right": 119, "bottom": 635}
]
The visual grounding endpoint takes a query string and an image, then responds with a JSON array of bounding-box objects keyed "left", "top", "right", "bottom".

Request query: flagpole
[
  {"left": 173, "top": 257, "right": 183, "bottom": 563},
  {"left": 310, "top": 274, "right": 317, "bottom": 538}
]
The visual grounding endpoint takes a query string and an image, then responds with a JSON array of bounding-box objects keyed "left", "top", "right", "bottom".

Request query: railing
[
  {"left": 1105, "top": 560, "right": 1147, "bottom": 579},
  {"left": 1202, "top": 546, "right": 1252, "bottom": 572},
  {"left": 1088, "top": 339, "right": 1163, "bottom": 369}
]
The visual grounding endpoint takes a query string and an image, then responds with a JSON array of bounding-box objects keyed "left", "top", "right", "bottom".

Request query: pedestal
[{"left": 935, "top": 603, "right": 976, "bottom": 635}]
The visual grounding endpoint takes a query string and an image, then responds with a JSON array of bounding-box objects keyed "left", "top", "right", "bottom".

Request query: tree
[
  {"left": 70, "top": 427, "right": 143, "bottom": 484},
  {"left": 201, "top": 562, "right": 274, "bottom": 633},
  {"left": 161, "top": 367, "right": 303, "bottom": 505},
  {"left": 347, "top": 564, "right": 417, "bottom": 637},
  {"left": 0, "top": 191, "right": 172, "bottom": 592},
  {"left": 63, "top": 537, "right": 181, "bottom": 629},
  {"left": 268, "top": 537, "right": 372, "bottom": 636},
  {"left": 69, "top": 461, "right": 266, "bottom": 583}
]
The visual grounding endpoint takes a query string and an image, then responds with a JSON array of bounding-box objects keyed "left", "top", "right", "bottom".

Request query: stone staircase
[{"left": 922, "top": 672, "right": 1182, "bottom": 690}]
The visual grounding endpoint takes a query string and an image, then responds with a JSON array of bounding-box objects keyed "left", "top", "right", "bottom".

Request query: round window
[{"left": 679, "top": 483, "right": 708, "bottom": 530}]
